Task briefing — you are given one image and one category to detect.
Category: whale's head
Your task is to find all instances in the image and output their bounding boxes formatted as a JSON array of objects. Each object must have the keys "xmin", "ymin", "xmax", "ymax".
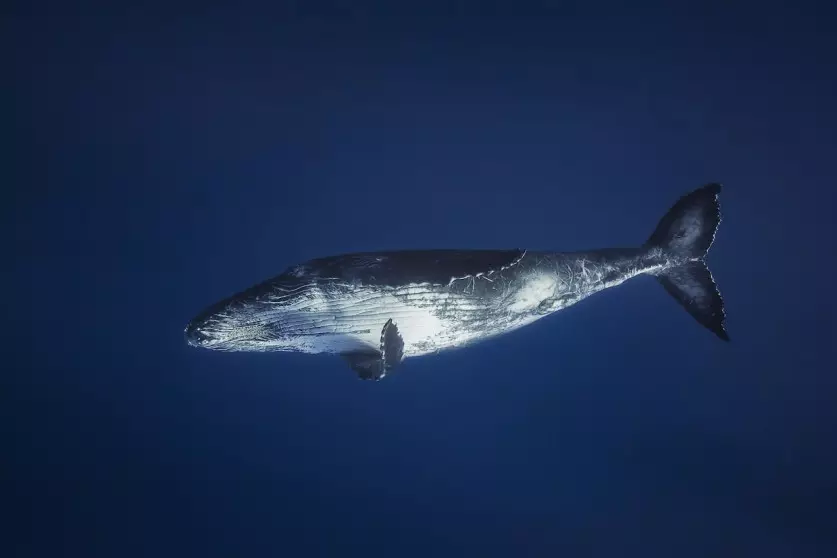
[{"xmin": 184, "ymin": 269, "xmax": 323, "ymax": 352}]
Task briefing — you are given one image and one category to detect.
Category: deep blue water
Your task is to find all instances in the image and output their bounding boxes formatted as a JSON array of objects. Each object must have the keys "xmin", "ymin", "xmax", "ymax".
[{"xmin": 7, "ymin": 2, "xmax": 837, "ymax": 557}]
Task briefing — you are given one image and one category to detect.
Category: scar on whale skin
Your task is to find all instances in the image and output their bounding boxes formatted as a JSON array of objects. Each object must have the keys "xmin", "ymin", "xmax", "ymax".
[{"xmin": 447, "ymin": 250, "xmax": 527, "ymax": 290}]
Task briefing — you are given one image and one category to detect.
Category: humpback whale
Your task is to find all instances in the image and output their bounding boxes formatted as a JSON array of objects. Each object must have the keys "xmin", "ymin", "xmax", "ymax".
[{"xmin": 186, "ymin": 184, "xmax": 728, "ymax": 380}]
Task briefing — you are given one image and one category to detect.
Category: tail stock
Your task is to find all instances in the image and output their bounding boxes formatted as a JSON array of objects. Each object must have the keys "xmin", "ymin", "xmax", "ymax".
[{"xmin": 645, "ymin": 183, "xmax": 729, "ymax": 341}]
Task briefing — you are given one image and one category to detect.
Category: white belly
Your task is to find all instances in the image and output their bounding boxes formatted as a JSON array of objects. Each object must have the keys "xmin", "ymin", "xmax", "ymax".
[{"xmin": 261, "ymin": 276, "xmax": 560, "ymax": 357}]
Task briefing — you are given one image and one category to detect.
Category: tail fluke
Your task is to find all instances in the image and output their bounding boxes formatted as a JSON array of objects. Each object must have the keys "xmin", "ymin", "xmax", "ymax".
[{"xmin": 645, "ymin": 183, "xmax": 729, "ymax": 341}]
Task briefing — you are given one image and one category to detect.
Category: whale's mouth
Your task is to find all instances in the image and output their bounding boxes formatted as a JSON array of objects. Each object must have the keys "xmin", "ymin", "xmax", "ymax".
[{"xmin": 185, "ymin": 319, "xmax": 215, "ymax": 347}]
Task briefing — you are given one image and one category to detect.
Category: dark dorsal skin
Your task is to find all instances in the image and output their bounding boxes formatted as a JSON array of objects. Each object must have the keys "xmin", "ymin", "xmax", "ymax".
[{"xmin": 300, "ymin": 249, "xmax": 527, "ymax": 287}]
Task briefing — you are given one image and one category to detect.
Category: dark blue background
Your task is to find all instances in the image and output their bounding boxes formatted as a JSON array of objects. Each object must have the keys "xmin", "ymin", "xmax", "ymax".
[{"xmin": 7, "ymin": 2, "xmax": 837, "ymax": 556}]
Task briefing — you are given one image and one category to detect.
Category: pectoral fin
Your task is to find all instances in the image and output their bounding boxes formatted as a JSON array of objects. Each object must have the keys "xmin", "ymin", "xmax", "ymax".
[
  {"xmin": 341, "ymin": 318, "xmax": 405, "ymax": 381},
  {"xmin": 342, "ymin": 352, "xmax": 387, "ymax": 380},
  {"xmin": 380, "ymin": 318, "xmax": 404, "ymax": 370}
]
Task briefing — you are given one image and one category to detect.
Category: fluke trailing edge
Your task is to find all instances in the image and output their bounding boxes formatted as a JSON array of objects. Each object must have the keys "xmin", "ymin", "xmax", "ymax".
[{"xmin": 185, "ymin": 184, "xmax": 728, "ymax": 380}]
